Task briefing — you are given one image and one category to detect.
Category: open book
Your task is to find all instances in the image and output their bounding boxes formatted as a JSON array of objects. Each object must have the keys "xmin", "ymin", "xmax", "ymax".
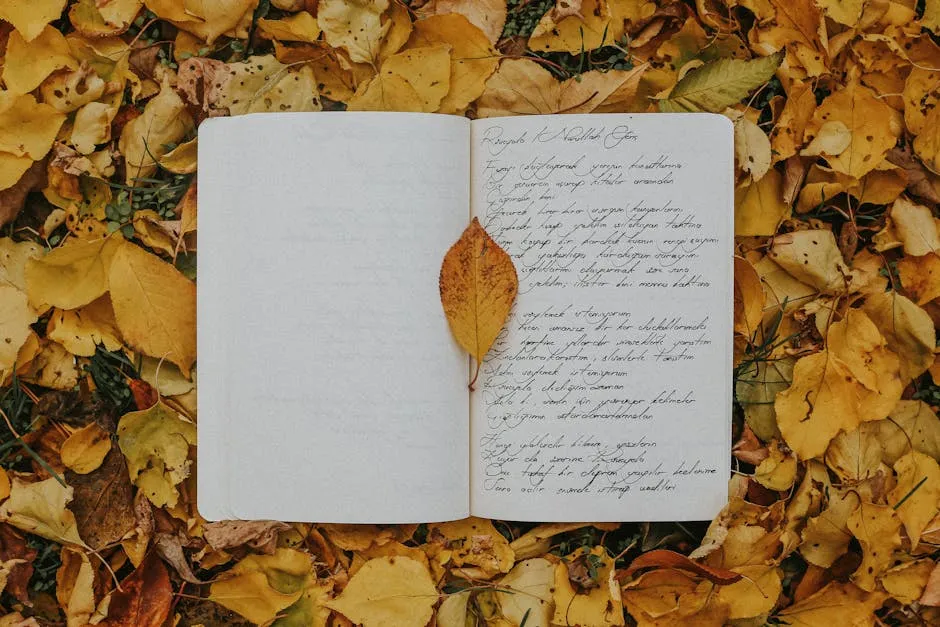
[{"xmin": 197, "ymin": 112, "xmax": 733, "ymax": 523}]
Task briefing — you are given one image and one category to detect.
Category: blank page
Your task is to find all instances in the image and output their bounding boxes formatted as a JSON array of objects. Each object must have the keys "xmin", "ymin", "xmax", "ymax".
[
  {"xmin": 197, "ymin": 113, "xmax": 470, "ymax": 523},
  {"xmin": 469, "ymin": 113, "xmax": 733, "ymax": 521}
]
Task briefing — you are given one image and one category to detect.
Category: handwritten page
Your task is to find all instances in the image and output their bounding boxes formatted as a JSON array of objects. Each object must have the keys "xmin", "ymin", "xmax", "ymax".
[
  {"xmin": 197, "ymin": 113, "xmax": 470, "ymax": 522},
  {"xmin": 469, "ymin": 114, "xmax": 733, "ymax": 521}
]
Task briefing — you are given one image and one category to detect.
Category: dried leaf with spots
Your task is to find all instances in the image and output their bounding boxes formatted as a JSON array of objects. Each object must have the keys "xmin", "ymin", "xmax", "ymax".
[
  {"xmin": 118, "ymin": 78, "xmax": 194, "ymax": 184},
  {"xmin": 60, "ymin": 422, "xmax": 110, "ymax": 475},
  {"xmin": 847, "ymin": 502, "xmax": 902, "ymax": 592},
  {"xmin": 552, "ymin": 547, "xmax": 624, "ymax": 627},
  {"xmin": 440, "ymin": 218, "xmax": 518, "ymax": 386},
  {"xmin": 319, "ymin": 0, "xmax": 390, "ymax": 64},
  {"xmin": 889, "ymin": 451, "xmax": 940, "ymax": 550},
  {"xmin": 348, "ymin": 44, "xmax": 452, "ymax": 112},
  {"xmin": 734, "ymin": 167, "xmax": 790, "ymax": 236},
  {"xmin": 775, "ymin": 582, "xmax": 887, "ymax": 626}
]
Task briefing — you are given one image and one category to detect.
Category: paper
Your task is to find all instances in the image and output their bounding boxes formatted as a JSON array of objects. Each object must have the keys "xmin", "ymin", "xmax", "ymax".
[
  {"xmin": 469, "ymin": 114, "xmax": 734, "ymax": 521},
  {"xmin": 197, "ymin": 112, "xmax": 470, "ymax": 522}
]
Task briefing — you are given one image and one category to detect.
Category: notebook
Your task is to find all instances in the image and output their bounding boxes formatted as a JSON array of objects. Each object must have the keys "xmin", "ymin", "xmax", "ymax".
[{"xmin": 196, "ymin": 111, "xmax": 733, "ymax": 523}]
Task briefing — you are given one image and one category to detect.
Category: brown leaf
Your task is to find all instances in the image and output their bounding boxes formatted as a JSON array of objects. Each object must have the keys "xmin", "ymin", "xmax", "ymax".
[
  {"xmin": 439, "ymin": 217, "xmax": 518, "ymax": 387},
  {"xmin": 0, "ymin": 158, "xmax": 47, "ymax": 227},
  {"xmin": 203, "ymin": 520, "xmax": 291, "ymax": 554},
  {"xmin": 0, "ymin": 523, "xmax": 36, "ymax": 604},
  {"xmin": 100, "ymin": 551, "xmax": 172, "ymax": 627},
  {"xmin": 154, "ymin": 531, "xmax": 203, "ymax": 584},
  {"xmin": 66, "ymin": 444, "xmax": 136, "ymax": 551},
  {"xmin": 622, "ymin": 549, "xmax": 743, "ymax": 584}
]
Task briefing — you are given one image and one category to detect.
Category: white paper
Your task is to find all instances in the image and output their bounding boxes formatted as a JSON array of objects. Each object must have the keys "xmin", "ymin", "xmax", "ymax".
[
  {"xmin": 197, "ymin": 112, "xmax": 470, "ymax": 523},
  {"xmin": 469, "ymin": 114, "xmax": 733, "ymax": 521}
]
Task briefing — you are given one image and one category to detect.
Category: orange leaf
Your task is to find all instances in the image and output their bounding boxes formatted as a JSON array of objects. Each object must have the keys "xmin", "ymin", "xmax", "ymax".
[
  {"xmin": 101, "ymin": 551, "xmax": 172, "ymax": 627},
  {"xmin": 439, "ymin": 217, "xmax": 518, "ymax": 388},
  {"xmin": 621, "ymin": 549, "xmax": 743, "ymax": 585}
]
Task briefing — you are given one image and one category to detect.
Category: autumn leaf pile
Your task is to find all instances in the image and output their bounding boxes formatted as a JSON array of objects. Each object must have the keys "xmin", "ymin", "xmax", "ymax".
[{"xmin": 1, "ymin": 0, "xmax": 940, "ymax": 625}]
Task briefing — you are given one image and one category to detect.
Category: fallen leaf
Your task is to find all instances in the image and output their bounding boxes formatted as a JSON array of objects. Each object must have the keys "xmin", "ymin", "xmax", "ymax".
[
  {"xmin": 860, "ymin": 291, "xmax": 934, "ymax": 384},
  {"xmin": 552, "ymin": 547, "xmax": 624, "ymax": 627},
  {"xmin": 889, "ymin": 451, "xmax": 940, "ymax": 549},
  {"xmin": 0, "ymin": 286, "xmax": 37, "ymax": 374},
  {"xmin": 100, "ymin": 551, "xmax": 172, "ymax": 627},
  {"xmin": 768, "ymin": 229, "xmax": 848, "ymax": 293},
  {"xmin": 319, "ymin": 0, "xmax": 390, "ymax": 64},
  {"xmin": 60, "ymin": 422, "xmax": 111, "ymax": 475},
  {"xmin": 429, "ymin": 517, "xmax": 514, "ymax": 575},
  {"xmin": 775, "ymin": 582, "xmax": 886, "ymax": 625},
  {"xmin": 325, "ymin": 556, "xmax": 437, "ymax": 627},
  {"xmin": 410, "ymin": 14, "xmax": 500, "ymax": 114},
  {"xmin": 118, "ymin": 78, "xmax": 194, "ymax": 184},
  {"xmin": 258, "ymin": 11, "xmax": 321, "ymax": 43},
  {"xmin": 889, "ymin": 196, "xmax": 940, "ymax": 256},
  {"xmin": 659, "ymin": 52, "xmax": 782, "ymax": 113},
  {"xmin": 734, "ymin": 167, "xmax": 790, "ymax": 236},
  {"xmin": 729, "ymin": 109, "xmax": 772, "ymax": 180},
  {"xmin": 108, "ymin": 240, "xmax": 197, "ymax": 376},
  {"xmin": 804, "ymin": 81, "xmax": 902, "ymax": 179},
  {"xmin": 416, "ymin": 0, "xmax": 506, "ymax": 45},
  {"xmin": 117, "ymin": 400, "xmax": 196, "ymax": 508},
  {"xmin": 0, "ymin": 477, "xmax": 86, "ymax": 548},
  {"xmin": 0, "ymin": 93, "xmax": 67, "ymax": 160},
  {"xmin": 25, "ymin": 235, "xmax": 121, "ymax": 310},
  {"xmin": 440, "ymin": 218, "xmax": 518, "ymax": 386},
  {"xmin": 46, "ymin": 295, "xmax": 123, "ymax": 357},
  {"xmin": 204, "ymin": 520, "xmax": 291, "ymax": 553},
  {"xmin": 348, "ymin": 44, "xmax": 452, "ymax": 112},
  {"xmin": 213, "ymin": 55, "xmax": 321, "ymax": 115},
  {"xmin": 0, "ymin": 0, "xmax": 68, "ymax": 41},
  {"xmin": 775, "ymin": 308, "xmax": 902, "ymax": 459},
  {"xmin": 1, "ymin": 25, "xmax": 76, "ymax": 94},
  {"xmin": 847, "ymin": 502, "xmax": 902, "ymax": 591},
  {"xmin": 67, "ymin": 444, "xmax": 137, "ymax": 551},
  {"xmin": 882, "ymin": 559, "xmax": 934, "ymax": 605},
  {"xmin": 69, "ymin": 0, "xmax": 143, "ymax": 37},
  {"xmin": 493, "ymin": 558, "xmax": 554, "ymax": 627}
]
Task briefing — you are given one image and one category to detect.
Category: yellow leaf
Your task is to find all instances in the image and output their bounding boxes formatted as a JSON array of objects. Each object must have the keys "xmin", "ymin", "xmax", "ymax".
[
  {"xmin": 775, "ymin": 309, "xmax": 902, "ymax": 459},
  {"xmin": 847, "ymin": 502, "xmax": 902, "ymax": 591},
  {"xmin": 69, "ymin": 0, "xmax": 144, "ymax": 37},
  {"xmin": 214, "ymin": 55, "xmax": 321, "ymax": 116},
  {"xmin": 118, "ymin": 78, "xmax": 194, "ymax": 184},
  {"xmin": 751, "ymin": 0, "xmax": 827, "ymax": 77},
  {"xmin": 728, "ymin": 109, "xmax": 772, "ymax": 180},
  {"xmin": 734, "ymin": 167, "xmax": 790, "ymax": 236},
  {"xmin": 659, "ymin": 52, "xmax": 782, "ymax": 113},
  {"xmin": 623, "ymin": 568, "xmax": 726, "ymax": 626},
  {"xmin": 258, "ymin": 11, "xmax": 321, "ymax": 43},
  {"xmin": 0, "ymin": 286, "xmax": 37, "ymax": 373},
  {"xmin": 70, "ymin": 101, "xmax": 117, "ymax": 155},
  {"xmin": 209, "ymin": 548, "xmax": 313, "ymax": 625},
  {"xmin": 139, "ymin": 356, "xmax": 194, "ymax": 397},
  {"xmin": 0, "ymin": 238, "xmax": 42, "ymax": 291},
  {"xmin": 0, "ymin": 477, "xmax": 86, "ymax": 547},
  {"xmin": 861, "ymin": 291, "xmax": 934, "ymax": 384},
  {"xmin": 889, "ymin": 451, "xmax": 940, "ymax": 549},
  {"xmin": 437, "ymin": 591, "xmax": 470, "ymax": 627},
  {"xmin": 816, "ymin": 0, "xmax": 864, "ymax": 26},
  {"xmin": 325, "ymin": 556, "xmax": 438, "ymax": 627},
  {"xmin": 897, "ymin": 253, "xmax": 940, "ymax": 305},
  {"xmin": 25, "ymin": 235, "xmax": 122, "ymax": 310},
  {"xmin": 800, "ymin": 120, "xmax": 852, "ymax": 157},
  {"xmin": 0, "ymin": 93, "xmax": 67, "ymax": 161},
  {"xmin": 875, "ymin": 401, "xmax": 940, "ymax": 464},
  {"xmin": 800, "ymin": 488, "xmax": 860, "ymax": 567},
  {"xmin": 416, "ymin": 0, "xmax": 506, "ymax": 45},
  {"xmin": 753, "ymin": 440, "xmax": 797, "ymax": 490},
  {"xmin": 376, "ymin": 0, "xmax": 413, "ymax": 61},
  {"xmin": 108, "ymin": 241, "xmax": 196, "ymax": 376},
  {"xmin": 914, "ymin": 105, "xmax": 940, "ymax": 174},
  {"xmin": 439, "ymin": 218, "xmax": 518, "ymax": 384},
  {"xmin": 152, "ymin": 0, "xmax": 259, "ymax": 44},
  {"xmin": 23, "ymin": 340, "xmax": 78, "ymax": 390},
  {"xmin": 475, "ymin": 57, "xmax": 647, "ymax": 117},
  {"xmin": 824, "ymin": 425, "xmax": 883, "ymax": 483},
  {"xmin": 881, "ymin": 559, "xmax": 935, "ymax": 605},
  {"xmin": 767, "ymin": 229, "xmax": 848, "ymax": 292},
  {"xmin": 319, "ymin": 0, "xmax": 390, "ymax": 64},
  {"xmin": 804, "ymin": 81, "xmax": 902, "ymax": 179},
  {"xmin": 429, "ymin": 517, "xmax": 515, "ymax": 576},
  {"xmin": 776, "ymin": 582, "xmax": 886, "ymax": 626},
  {"xmin": 495, "ymin": 558, "xmax": 554, "ymax": 626},
  {"xmin": 410, "ymin": 13, "xmax": 500, "ymax": 114},
  {"xmin": 552, "ymin": 547, "xmax": 624, "ymax": 627},
  {"xmin": 733, "ymin": 256, "xmax": 764, "ymax": 336},
  {"xmin": 46, "ymin": 295, "xmax": 123, "ymax": 357},
  {"xmin": 0, "ymin": 0, "xmax": 67, "ymax": 42},
  {"xmin": 349, "ymin": 44, "xmax": 452, "ymax": 112},
  {"xmin": 117, "ymin": 400, "xmax": 196, "ymax": 508},
  {"xmin": 529, "ymin": 0, "xmax": 621, "ymax": 54},
  {"xmin": 157, "ymin": 138, "xmax": 197, "ymax": 174},
  {"xmin": 735, "ymin": 358, "xmax": 792, "ymax": 441},
  {"xmin": 903, "ymin": 67, "xmax": 940, "ymax": 136},
  {"xmin": 716, "ymin": 564, "xmax": 782, "ymax": 619},
  {"xmin": 770, "ymin": 80, "xmax": 816, "ymax": 162},
  {"xmin": 1, "ymin": 25, "xmax": 76, "ymax": 94},
  {"xmin": 60, "ymin": 422, "xmax": 111, "ymax": 475},
  {"xmin": 889, "ymin": 196, "xmax": 940, "ymax": 256}
]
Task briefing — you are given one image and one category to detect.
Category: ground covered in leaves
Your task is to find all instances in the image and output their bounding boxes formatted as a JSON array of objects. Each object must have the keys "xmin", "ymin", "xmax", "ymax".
[{"xmin": 0, "ymin": 0, "xmax": 940, "ymax": 625}]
